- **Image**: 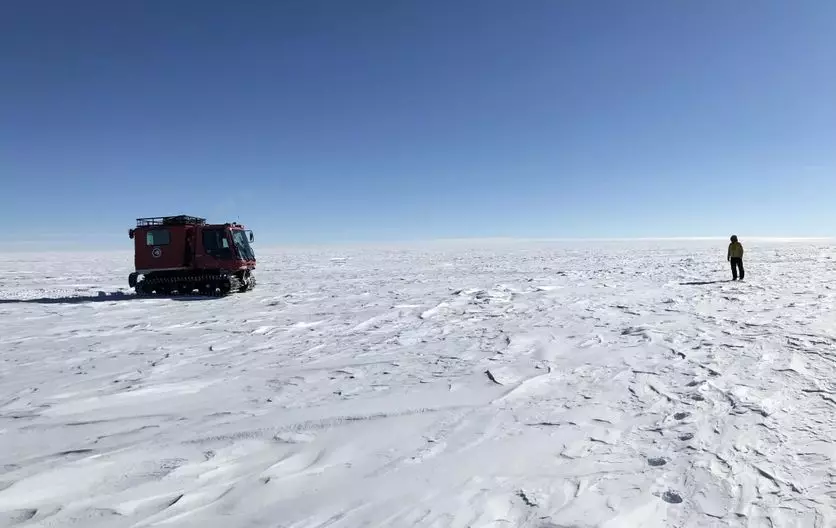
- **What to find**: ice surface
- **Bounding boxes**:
[1,240,836,527]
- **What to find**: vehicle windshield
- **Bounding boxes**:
[232,230,255,261]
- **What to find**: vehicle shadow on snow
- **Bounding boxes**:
[0,292,222,305]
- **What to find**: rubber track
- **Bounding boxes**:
[136,273,248,298]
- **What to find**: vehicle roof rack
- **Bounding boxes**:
[136,215,207,227]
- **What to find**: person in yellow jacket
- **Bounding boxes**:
[727,235,744,280]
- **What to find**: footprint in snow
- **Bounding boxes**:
[674,412,690,420]
[689,394,705,402]
[679,433,695,441]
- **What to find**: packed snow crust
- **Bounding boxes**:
[1,240,835,527]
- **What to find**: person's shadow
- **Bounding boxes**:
[679,280,733,286]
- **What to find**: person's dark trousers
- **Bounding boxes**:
[730,258,744,280]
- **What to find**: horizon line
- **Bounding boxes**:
[1,235,833,253]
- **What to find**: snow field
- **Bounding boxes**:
[1,240,835,527]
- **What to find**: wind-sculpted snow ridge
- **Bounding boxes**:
[1,240,836,527]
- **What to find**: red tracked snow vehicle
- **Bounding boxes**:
[128,215,256,296]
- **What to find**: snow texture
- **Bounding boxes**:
[1,240,836,527]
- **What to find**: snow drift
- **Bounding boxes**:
[0,240,835,527]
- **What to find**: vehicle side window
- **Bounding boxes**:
[146,230,170,246]
[202,230,230,252]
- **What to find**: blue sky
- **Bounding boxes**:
[2,0,834,247]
